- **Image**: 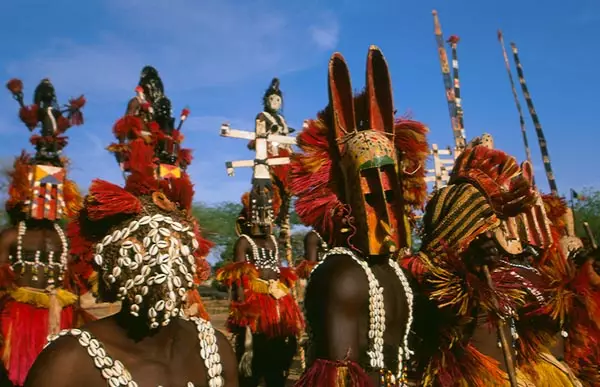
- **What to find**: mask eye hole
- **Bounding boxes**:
[384,190,394,203]
[364,193,375,207]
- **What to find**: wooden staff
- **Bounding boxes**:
[510,41,558,196]
[497,31,535,186]
[432,10,466,152]
[447,35,465,135]
[583,222,598,250]
[482,265,519,387]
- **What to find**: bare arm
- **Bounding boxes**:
[304,231,320,263]
[232,237,249,302]
[125,97,140,116]
[0,228,16,266]
[215,330,239,387]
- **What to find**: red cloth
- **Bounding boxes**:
[0,300,74,386]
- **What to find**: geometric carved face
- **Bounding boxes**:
[327,47,408,256]
[27,164,66,221]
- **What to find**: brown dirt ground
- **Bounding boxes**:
[85,298,302,386]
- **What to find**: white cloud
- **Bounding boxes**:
[4,0,341,95]
[309,14,340,51]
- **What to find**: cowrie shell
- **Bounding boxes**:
[129,262,139,271]
[152,214,164,222]
[141,286,149,295]
[156,240,168,249]
[119,248,128,257]
[172,222,183,231]
[129,221,140,233]
[149,221,159,229]
[192,239,199,249]
[181,245,191,256]
[102,235,113,246]
[154,274,167,284]
[187,256,196,266]
[160,264,170,275]
[149,245,159,256]
[155,300,165,311]
[143,237,151,248]
[158,228,171,237]
[122,241,134,249]
[173,276,182,288]
[130,304,139,313]
[102,368,114,379]
[148,258,158,267]
[94,254,103,266]
[152,234,161,243]
[134,294,143,304]
[138,216,151,225]
[112,267,122,277]
[134,253,143,264]
[158,254,170,264]
[95,244,103,254]
[148,308,157,318]
[112,229,123,241]
[125,279,134,289]
[148,229,159,238]
[134,275,145,285]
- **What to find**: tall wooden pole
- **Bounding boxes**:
[497,31,535,186]
[510,41,558,196]
[432,10,466,152]
[447,35,465,135]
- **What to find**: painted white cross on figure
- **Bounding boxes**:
[220,118,302,179]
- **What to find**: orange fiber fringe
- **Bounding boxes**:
[295,260,318,280]
[295,359,373,387]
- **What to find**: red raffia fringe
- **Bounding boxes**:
[0,300,74,386]
[295,359,374,387]
[279,267,298,288]
[216,262,258,287]
[295,260,318,279]
[86,179,142,221]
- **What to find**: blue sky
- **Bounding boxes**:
[0,0,598,205]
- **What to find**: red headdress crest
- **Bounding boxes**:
[5,78,85,222]
[68,140,213,296]
[290,46,429,253]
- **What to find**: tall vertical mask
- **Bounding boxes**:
[327,47,408,256]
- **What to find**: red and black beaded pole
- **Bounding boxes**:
[497,30,535,187]
[432,10,466,151]
[447,35,465,135]
[510,41,558,196]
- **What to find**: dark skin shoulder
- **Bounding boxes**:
[25,317,238,387]
[304,231,321,263]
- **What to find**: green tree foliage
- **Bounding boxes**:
[191,201,242,263]
[573,188,600,243]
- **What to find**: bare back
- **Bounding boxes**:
[25,316,238,387]
[304,253,409,383]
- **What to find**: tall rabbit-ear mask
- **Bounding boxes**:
[327,52,356,154]
[366,45,395,135]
